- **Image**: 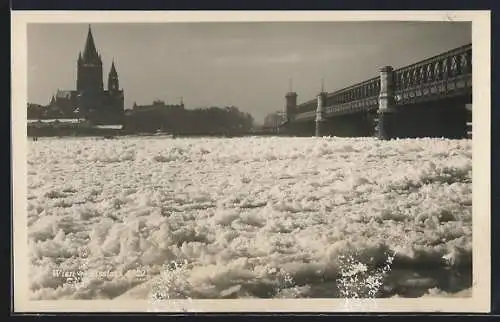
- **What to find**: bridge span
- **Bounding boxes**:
[281,43,472,140]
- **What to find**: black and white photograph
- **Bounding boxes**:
[12,11,490,312]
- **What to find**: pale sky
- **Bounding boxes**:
[27,22,471,123]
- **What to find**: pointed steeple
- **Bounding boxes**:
[50,95,56,105]
[110,59,117,76]
[82,24,99,62]
[108,59,120,91]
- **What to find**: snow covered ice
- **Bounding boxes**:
[27,136,473,300]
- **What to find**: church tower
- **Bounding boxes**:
[106,59,125,124]
[77,25,103,92]
[107,60,119,91]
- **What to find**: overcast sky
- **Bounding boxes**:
[27,22,471,123]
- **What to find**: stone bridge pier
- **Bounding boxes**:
[283,90,316,136]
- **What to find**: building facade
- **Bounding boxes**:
[124,100,185,133]
[263,111,286,133]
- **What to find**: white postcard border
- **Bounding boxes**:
[11,10,491,313]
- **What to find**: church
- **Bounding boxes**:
[43,25,124,125]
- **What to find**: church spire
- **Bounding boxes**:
[82,24,99,62]
[108,59,120,91]
[110,59,117,76]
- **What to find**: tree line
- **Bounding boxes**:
[124,105,255,136]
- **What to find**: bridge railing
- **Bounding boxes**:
[292,43,472,121]
[296,98,317,114]
[324,76,380,106]
[393,43,472,95]
[293,97,317,121]
[294,76,380,120]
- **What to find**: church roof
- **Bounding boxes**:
[82,25,100,62]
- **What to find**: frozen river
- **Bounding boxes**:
[27,136,472,300]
